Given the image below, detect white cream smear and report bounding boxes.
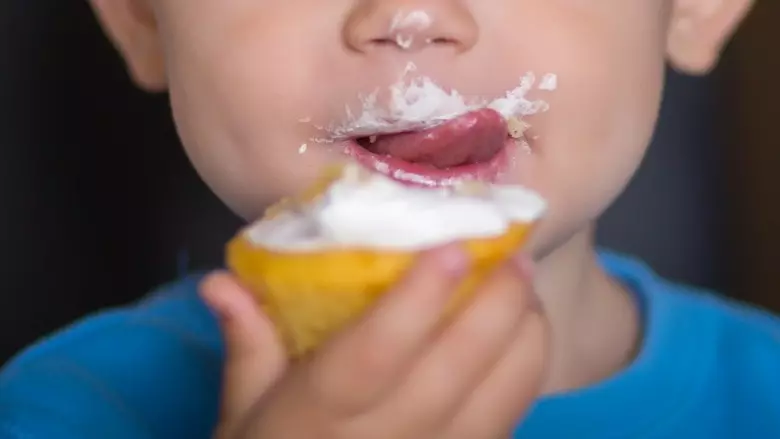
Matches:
[319,63,555,140]
[538,73,558,91]
[247,164,546,251]
[390,10,433,50]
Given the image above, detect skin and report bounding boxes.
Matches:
[89,0,754,437]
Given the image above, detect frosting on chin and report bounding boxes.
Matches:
[246,164,546,251]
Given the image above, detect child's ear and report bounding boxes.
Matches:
[666,0,754,74]
[89,0,166,91]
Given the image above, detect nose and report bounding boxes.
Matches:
[343,0,478,54]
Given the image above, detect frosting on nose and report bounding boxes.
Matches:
[390,10,434,49]
[342,0,479,54]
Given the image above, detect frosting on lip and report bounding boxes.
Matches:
[298,67,553,188]
[246,164,546,251]
[321,65,552,140]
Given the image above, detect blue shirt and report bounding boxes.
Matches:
[2,252,780,438]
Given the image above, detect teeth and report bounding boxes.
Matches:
[369,135,377,144]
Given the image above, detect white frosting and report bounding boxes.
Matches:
[390,10,432,33]
[247,165,546,251]
[538,73,558,91]
[326,64,553,139]
[390,10,432,49]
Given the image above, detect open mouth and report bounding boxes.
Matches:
[343,108,527,187]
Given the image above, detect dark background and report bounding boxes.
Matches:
[0,2,776,363]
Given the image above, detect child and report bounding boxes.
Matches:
[2,0,776,437]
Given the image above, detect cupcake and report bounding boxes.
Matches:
[227,164,546,357]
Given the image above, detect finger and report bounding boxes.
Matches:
[312,244,470,412]
[444,307,549,439]
[388,256,533,427]
[200,271,288,428]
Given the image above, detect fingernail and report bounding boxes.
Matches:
[435,244,470,275]
[513,253,535,279]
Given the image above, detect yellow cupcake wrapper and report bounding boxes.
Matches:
[227,222,534,358]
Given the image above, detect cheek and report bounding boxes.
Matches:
[552,33,665,202]
[524,5,668,251]
[164,17,338,219]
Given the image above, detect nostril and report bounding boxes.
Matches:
[427,37,457,45]
[369,38,400,46]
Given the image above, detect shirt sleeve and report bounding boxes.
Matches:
[0,275,224,439]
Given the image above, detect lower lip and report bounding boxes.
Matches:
[343,138,516,188]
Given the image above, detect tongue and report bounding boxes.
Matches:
[362,109,508,169]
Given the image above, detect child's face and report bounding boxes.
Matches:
[93,0,750,257]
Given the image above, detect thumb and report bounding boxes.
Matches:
[200,271,287,430]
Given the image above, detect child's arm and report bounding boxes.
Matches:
[0,275,223,439]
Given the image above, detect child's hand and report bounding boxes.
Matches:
[201,245,549,439]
